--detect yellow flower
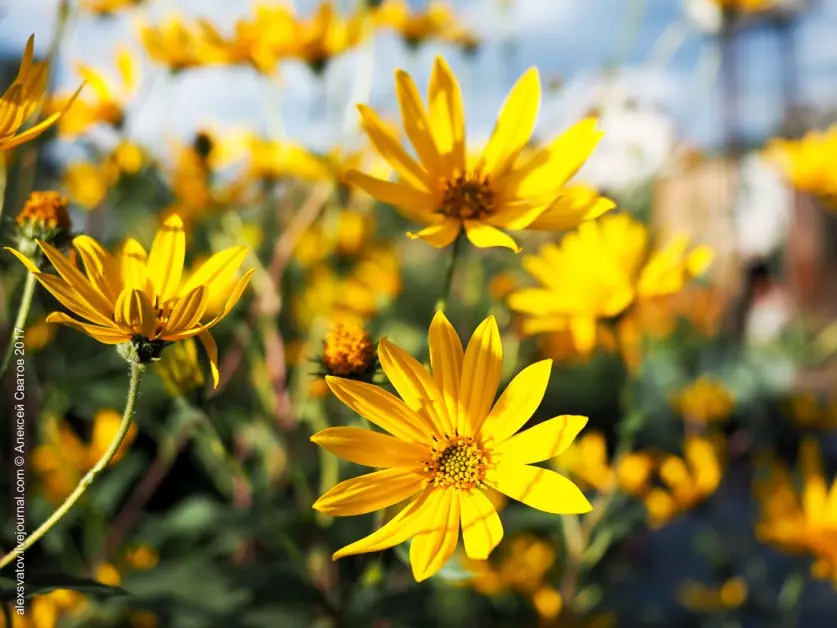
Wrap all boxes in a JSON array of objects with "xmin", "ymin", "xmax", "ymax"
[
  {"xmin": 33, "ymin": 410, "xmax": 138, "ymax": 504},
  {"xmin": 644, "ymin": 437, "xmax": 723, "ymax": 527},
  {"xmin": 0, "ymin": 35, "xmax": 81, "ymax": 152},
  {"xmin": 153, "ymin": 337, "xmax": 206, "ymax": 396},
  {"xmin": 4, "ymin": 214, "xmax": 254, "ymax": 382},
  {"xmin": 755, "ymin": 438, "xmax": 837, "ymax": 584},
  {"xmin": 63, "ymin": 160, "xmax": 116, "ymax": 209},
  {"xmin": 678, "ymin": 576, "xmax": 748, "ymax": 613},
  {"xmin": 83, "ymin": 0, "xmax": 144, "ymax": 15},
  {"xmin": 50, "ymin": 49, "xmax": 138, "ymax": 137},
  {"xmin": 788, "ymin": 392, "xmax": 837, "ymax": 430},
  {"xmin": 556, "ymin": 431, "xmax": 653, "ymax": 497},
  {"xmin": 766, "ymin": 126, "xmax": 837, "ymax": 207},
  {"xmin": 508, "ymin": 213, "xmax": 714, "ymax": 354},
  {"xmin": 673, "ymin": 376, "xmax": 735, "ymax": 424},
  {"xmin": 197, "ymin": 17, "xmax": 286, "ymax": 75},
  {"xmin": 373, "ymin": 0, "xmax": 456, "ymax": 47},
  {"xmin": 347, "ymin": 56, "xmax": 612, "ymax": 252},
  {"xmin": 286, "ymin": 2, "xmax": 370, "ymax": 73},
  {"xmin": 15, "ymin": 190, "xmax": 72, "ymax": 248},
  {"xmin": 714, "ymin": 0, "xmax": 775, "ymax": 13},
  {"xmin": 311, "ymin": 311, "xmax": 591, "ymax": 581},
  {"xmin": 139, "ymin": 17, "xmax": 219, "ymax": 71},
  {"xmin": 0, "ymin": 589, "xmax": 85, "ymax": 627},
  {"xmin": 320, "ymin": 318, "xmax": 377, "ymax": 379}
]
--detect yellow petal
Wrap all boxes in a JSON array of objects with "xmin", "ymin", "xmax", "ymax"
[
  {"xmin": 486, "ymin": 201, "xmax": 550, "ymax": 231},
  {"xmin": 146, "ymin": 213, "xmax": 186, "ymax": 302},
  {"xmin": 459, "ymin": 316, "xmax": 503, "ymax": 436},
  {"xmin": 463, "ymin": 221, "xmax": 520, "ymax": 252},
  {"xmin": 480, "ymin": 67, "xmax": 540, "ymax": 178},
  {"xmin": 37, "ymin": 240, "xmax": 114, "ymax": 319},
  {"xmin": 476, "ymin": 359, "xmax": 552, "ymax": 443},
  {"xmin": 526, "ymin": 186, "xmax": 615, "ymax": 231},
  {"xmin": 332, "ymin": 488, "xmax": 437, "ymax": 559},
  {"xmin": 569, "ymin": 317, "xmax": 598, "ymax": 354},
  {"xmin": 119, "ymin": 238, "xmax": 149, "ymax": 294},
  {"xmin": 427, "ymin": 56, "xmax": 466, "ymax": 174},
  {"xmin": 35, "ymin": 273, "xmax": 115, "ymax": 328},
  {"xmin": 487, "ymin": 464, "xmax": 592, "ymax": 514},
  {"xmin": 345, "ymin": 171, "xmax": 435, "ymax": 223},
  {"xmin": 4, "ymin": 246, "xmax": 40, "ymax": 273},
  {"xmin": 165, "ymin": 286, "xmax": 208, "ymax": 336},
  {"xmin": 357, "ymin": 104, "xmax": 429, "ymax": 190},
  {"xmin": 428, "ymin": 310, "xmax": 464, "ymax": 430},
  {"xmin": 459, "ymin": 489, "xmax": 503, "ymax": 560},
  {"xmin": 407, "ymin": 219, "xmax": 460, "ymax": 248},
  {"xmin": 312, "ymin": 468, "xmax": 422, "ymax": 516},
  {"xmin": 409, "ymin": 488, "xmax": 460, "ymax": 581},
  {"xmin": 72, "ymin": 235, "xmax": 122, "ymax": 302},
  {"xmin": 395, "ymin": 69, "xmax": 441, "ymax": 174},
  {"xmin": 311, "ymin": 427, "xmax": 427, "ymax": 468},
  {"xmin": 45, "ymin": 312, "xmax": 127, "ymax": 344},
  {"xmin": 325, "ymin": 376, "xmax": 433, "ymax": 444},
  {"xmin": 687, "ymin": 246, "xmax": 714, "ymax": 277},
  {"xmin": 495, "ymin": 415, "xmax": 588, "ymax": 464},
  {"xmin": 197, "ymin": 329, "xmax": 219, "ymax": 389},
  {"xmin": 178, "ymin": 246, "xmax": 247, "ymax": 301},
  {"xmin": 378, "ymin": 337, "xmax": 454, "ymax": 437}
]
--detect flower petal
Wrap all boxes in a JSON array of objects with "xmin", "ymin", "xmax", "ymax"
[
  {"xmin": 146, "ymin": 213, "xmax": 186, "ymax": 302},
  {"xmin": 459, "ymin": 316, "xmax": 503, "ymax": 436},
  {"xmin": 325, "ymin": 376, "xmax": 433, "ymax": 444},
  {"xmin": 37, "ymin": 240, "xmax": 114, "ymax": 318},
  {"xmin": 165, "ymin": 286, "xmax": 208, "ymax": 336},
  {"xmin": 395, "ymin": 69, "xmax": 441, "ymax": 174},
  {"xmin": 345, "ymin": 171, "xmax": 436, "ymax": 224},
  {"xmin": 197, "ymin": 329, "xmax": 219, "ymax": 389},
  {"xmin": 312, "ymin": 468, "xmax": 422, "ymax": 516},
  {"xmin": 378, "ymin": 337, "xmax": 453, "ymax": 437},
  {"xmin": 357, "ymin": 104, "xmax": 429, "ymax": 190},
  {"xmin": 464, "ymin": 221, "xmax": 520, "ymax": 252},
  {"xmin": 407, "ymin": 219, "xmax": 460, "ymax": 248},
  {"xmin": 178, "ymin": 246, "xmax": 247, "ymax": 301},
  {"xmin": 476, "ymin": 359, "xmax": 552, "ymax": 444},
  {"xmin": 427, "ymin": 56, "xmax": 466, "ymax": 175},
  {"xmin": 35, "ymin": 273, "xmax": 115, "ymax": 328},
  {"xmin": 526, "ymin": 185, "xmax": 615, "ymax": 231},
  {"xmin": 45, "ymin": 312, "xmax": 128, "ymax": 344},
  {"xmin": 311, "ymin": 427, "xmax": 428, "ymax": 468},
  {"xmin": 495, "ymin": 415, "xmax": 588, "ymax": 464},
  {"xmin": 428, "ymin": 310, "xmax": 464, "ymax": 431},
  {"xmin": 410, "ymin": 488, "xmax": 460, "ymax": 581},
  {"xmin": 480, "ymin": 67, "xmax": 540, "ymax": 178},
  {"xmin": 459, "ymin": 489, "xmax": 503, "ymax": 560},
  {"xmin": 72, "ymin": 235, "xmax": 122, "ymax": 303},
  {"xmin": 332, "ymin": 488, "xmax": 438, "ymax": 559},
  {"xmin": 487, "ymin": 464, "xmax": 592, "ymax": 514},
  {"xmin": 119, "ymin": 238, "xmax": 149, "ymax": 295}
]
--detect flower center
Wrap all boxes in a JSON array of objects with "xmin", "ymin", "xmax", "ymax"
[
  {"xmin": 322, "ymin": 320, "xmax": 375, "ymax": 377},
  {"xmin": 438, "ymin": 174, "xmax": 495, "ymax": 220},
  {"xmin": 423, "ymin": 435, "xmax": 489, "ymax": 490},
  {"xmin": 17, "ymin": 191, "xmax": 71, "ymax": 231}
]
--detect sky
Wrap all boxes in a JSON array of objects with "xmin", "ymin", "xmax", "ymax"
[{"xmin": 1, "ymin": 0, "xmax": 836, "ymax": 157}]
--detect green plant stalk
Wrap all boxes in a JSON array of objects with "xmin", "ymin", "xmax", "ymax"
[
  {"xmin": 435, "ymin": 232, "xmax": 464, "ymax": 314},
  {"xmin": 0, "ymin": 270, "xmax": 37, "ymax": 384},
  {"xmin": 0, "ymin": 361, "xmax": 143, "ymax": 569}
]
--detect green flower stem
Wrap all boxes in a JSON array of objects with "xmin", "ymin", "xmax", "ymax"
[
  {"xmin": 0, "ymin": 270, "xmax": 37, "ymax": 384},
  {"xmin": 0, "ymin": 361, "xmax": 143, "ymax": 569},
  {"xmin": 435, "ymin": 232, "xmax": 464, "ymax": 314},
  {"xmin": 0, "ymin": 152, "xmax": 6, "ymax": 233}
]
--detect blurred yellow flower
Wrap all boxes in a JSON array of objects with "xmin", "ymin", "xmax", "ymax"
[
  {"xmin": 373, "ymin": 0, "xmax": 456, "ymax": 47},
  {"xmin": 556, "ymin": 431, "xmax": 653, "ymax": 497},
  {"xmin": 0, "ymin": 35, "xmax": 82, "ymax": 152},
  {"xmin": 240, "ymin": 134, "xmax": 331, "ymax": 182},
  {"xmin": 714, "ymin": 0, "xmax": 775, "ymax": 13},
  {"xmin": 0, "ymin": 589, "xmax": 84, "ymax": 627},
  {"xmin": 5, "ymin": 214, "xmax": 254, "ymax": 383},
  {"xmin": 672, "ymin": 376, "xmax": 735, "ymax": 425},
  {"xmin": 678, "ymin": 576, "xmax": 748, "ymax": 613},
  {"xmin": 153, "ymin": 337, "xmax": 206, "ymax": 396},
  {"xmin": 23, "ymin": 316, "xmax": 56, "ymax": 352},
  {"xmin": 123, "ymin": 544, "xmax": 160, "ymax": 571},
  {"xmin": 33, "ymin": 410, "xmax": 138, "ymax": 504},
  {"xmin": 294, "ymin": 210, "xmax": 375, "ymax": 267},
  {"xmin": 198, "ymin": 15, "xmax": 287, "ymax": 75},
  {"xmin": 755, "ymin": 438, "xmax": 837, "ymax": 585},
  {"xmin": 766, "ymin": 126, "xmax": 837, "ymax": 207},
  {"xmin": 286, "ymin": 2, "xmax": 371, "ymax": 73},
  {"xmin": 320, "ymin": 318, "xmax": 377, "ymax": 380},
  {"xmin": 312, "ymin": 311, "xmax": 591, "ymax": 581},
  {"xmin": 644, "ymin": 436, "xmax": 723, "ymax": 527},
  {"xmin": 50, "ymin": 49, "xmax": 138, "ymax": 137},
  {"xmin": 508, "ymin": 213, "xmax": 714, "ymax": 354},
  {"xmin": 348, "ymin": 56, "xmax": 611, "ymax": 251},
  {"xmin": 139, "ymin": 17, "xmax": 220, "ymax": 71},
  {"xmin": 788, "ymin": 392, "xmax": 837, "ymax": 430},
  {"xmin": 83, "ymin": 0, "xmax": 144, "ymax": 15}
]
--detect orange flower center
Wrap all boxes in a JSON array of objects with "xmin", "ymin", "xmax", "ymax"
[
  {"xmin": 439, "ymin": 174, "xmax": 495, "ymax": 220},
  {"xmin": 17, "ymin": 191, "xmax": 71, "ymax": 231},
  {"xmin": 322, "ymin": 321, "xmax": 375, "ymax": 377},
  {"xmin": 423, "ymin": 435, "xmax": 489, "ymax": 490}
]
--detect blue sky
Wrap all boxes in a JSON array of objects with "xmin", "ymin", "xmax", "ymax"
[{"xmin": 1, "ymin": 0, "xmax": 836, "ymax": 155}]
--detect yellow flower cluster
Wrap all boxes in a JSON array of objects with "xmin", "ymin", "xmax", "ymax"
[
  {"xmin": 766, "ymin": 126, "xmax": 837, "ymax": 207},
  {"xmin": 672, "ymin": 376, "xmax": 735, "ymax": 425}
]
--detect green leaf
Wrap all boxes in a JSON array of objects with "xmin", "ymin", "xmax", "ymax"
[{"xmin": 0, "ymin": 572, "xmax": 128, "ymax": 602}]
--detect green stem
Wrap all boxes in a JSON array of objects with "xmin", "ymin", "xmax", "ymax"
[
  {"xmin": 0, "ymin": 361, "xmax": 143, "ymax": 569},
  {"xmin": 434, "ymin": 232, "xmax": 464, "ymax": 314},
  {"xmin": 0, "ymin": 270, "xmax": 37, "ymax": 384}
]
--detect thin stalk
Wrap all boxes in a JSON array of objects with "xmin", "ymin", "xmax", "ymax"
[
  {"xmin": 435, "ymin": 232, "xmax": 464, "ymax": 314},
  {"xmin": 0, "ymin": 361, "xmax": 143, "ymax": 569},
  {"xmin": 0, "ymin": 270, "xmax": 38, "ymax": 384}
]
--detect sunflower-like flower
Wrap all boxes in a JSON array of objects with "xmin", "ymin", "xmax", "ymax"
[
  {"xmin": 4, "ymin": 214, "xmax": 254, "ymax": 381},
  {"xmin": 0, "ymin": 35, "xmax": 82, "ymax": 152},
  {"xmin": 311, "ymin": 311, "xmax": 591, "ymax": 581},
  {"xmin": 347, "ymin": 56, "xmax": 612, "ymax": 252},
  {"xmin": 508, "ymin": 212, "xmax": 714, "ymax": 354},
  {"xmin": 286, "ymin": 2, "xmax": 370, "ymax": 73},
  {"xmin": 373, "ymin": 0, "xmax": 457, "ymax": 48}
]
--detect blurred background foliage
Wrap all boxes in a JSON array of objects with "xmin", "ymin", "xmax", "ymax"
[{"xmin": 1, "ymin": 0, "xmax": 837, "ymax": 626}]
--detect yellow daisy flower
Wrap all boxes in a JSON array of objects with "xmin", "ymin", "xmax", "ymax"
[
  {"xmin": 1, "ymin": 35, "xmax": 82, "ymax": 152},
  {"xmin": 347, "ymin": 56, "xmax": 612, "ymax": 252},
  {"xmin": 4, "ymin": 214, "xmax": 254, "ymax": 383},
  {"xmin": 311, "ymin": 311, "xmax": 591, "ymax": 582}
]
